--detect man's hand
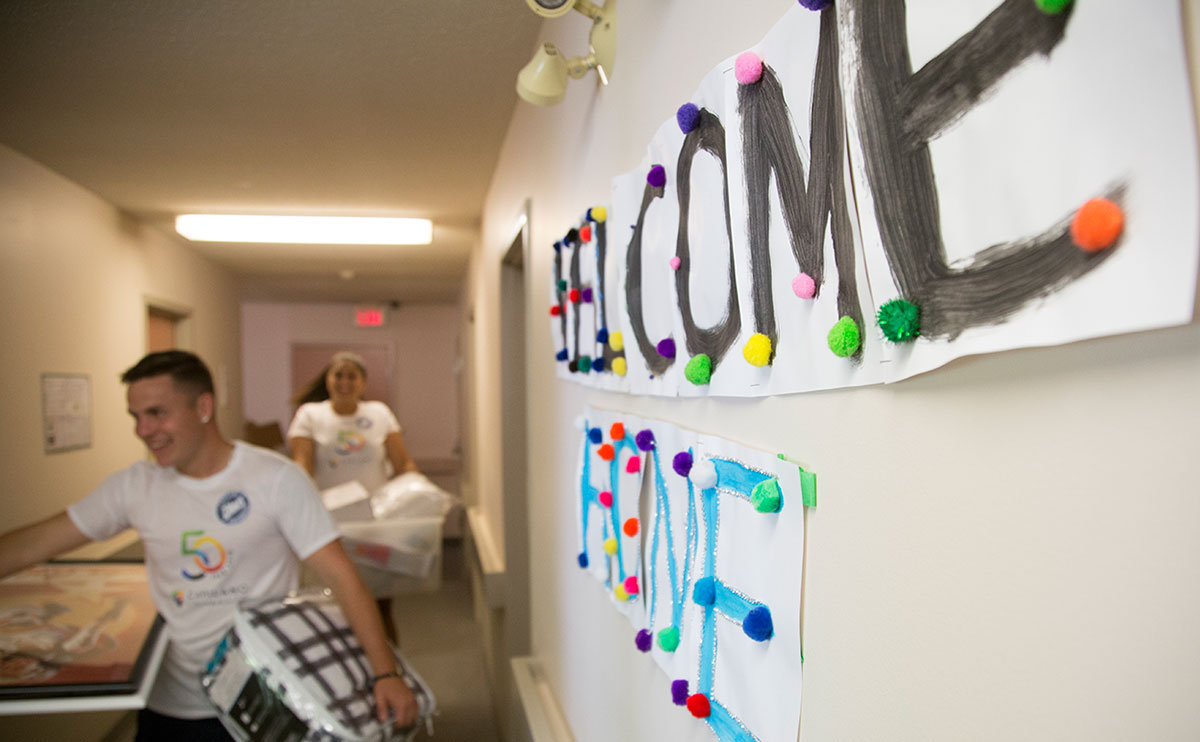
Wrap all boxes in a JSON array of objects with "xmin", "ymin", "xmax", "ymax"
[{"xmin": 374, "ymin": 674, "xmax": 419, "ymax": 728}]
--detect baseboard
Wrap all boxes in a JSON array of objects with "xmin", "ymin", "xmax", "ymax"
[{"xmin": 511, "ymin": 656, "xmax": 573, "ymax": 742}]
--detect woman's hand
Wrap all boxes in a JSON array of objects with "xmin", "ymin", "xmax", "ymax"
[{"xmin": 373, "ymin": 674, "xmax": 419, "ymax": 728}]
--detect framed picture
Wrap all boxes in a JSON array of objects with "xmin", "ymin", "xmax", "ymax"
[{"xmin": 0, "ymin": 561, "xmax": 163, "ymax": 700}]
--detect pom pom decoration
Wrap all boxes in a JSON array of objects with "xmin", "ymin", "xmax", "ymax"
[
  {"xmin": 672, "ymin": 451, "xmax": 693, "ymax": 477},
  {"xmin": 581, "ymin": 287, "xmax": 594, "ymax": 303},
  {"xmin": 625, "ymin": 456, "xmax": 641, "ymax": 474},
  {"xmin": 614, "ymin": 585, "xmax": 629, "ymax": 601},
  {"xmin": 877, "ymin": 298, "xmax": 921, "ymax": 343},
  {"xmin": 671, "ymin": 680, "xmax": 690, "ymax": 706},
  {"xmin": 692, "ymin": 576, "xmax": 716, "ymax": 606},
  {"xmin": 827, "ymin": 316, "xmax": 862, "ymax": 357},
  {"xmin": 555, "ymin": 349, "xmax": 568, "ymax": 362},
  {"xmin": 656, "ymin": 337, "xmax": 676, "ymax": 359},
  {"xmin": 742, "ymin": 333, "xmax": 773, "ymax": 367},
  {"xmin": 657, "ymin": 626, "xmax": 680, "ymax": 652},
  {"xmin": 635, "ymin": 629, "xmax": 653, "ymax": 652},
  {"xmin": 588, "ymin": 206, "xmax": 608, "ymax": 222},
  {"xmin": 609, "ymin": 422, "xmax": 625, "ymax": 440},
  {"xmin": 734, "ymin": 51, "xmax": 764, "ymax": 85},
  {"xmin": 609, "ymin": 331, "xmax": 625, "ymax": 352},
  {"xmin": 592, "ymin": 358, "xmax": 605, "ymax": 372},
  {"xmin": 577, "ymin": 552, "xmax": 588, "ymax": 568},
  {"xmin": 549, "ymin": 305, "xmax": 562, "ymax": 316},
  {"xmin": 596, "ymin": 328, "xmax": 609, "ymax": 344},
  {"xmin": 677, "ymin": 103, "xmax": 700, "ymax": 134},
  {"xmin": 623, "ymin": 518, "xmax": 640, "ymax": 537},
  {"xmin": 578, "ymin": 355, "xmax": 591, "ymax": 373},
  {"xmin": 743, "ymin": 606, "xmax": 774, "ymax": 641},
  {"xmin": 611, "ymin": 358, "xmax": 628, "ymax": 376},
  {"xmin": 598, "ymin": 490, "xmax": 614, "ymax": 508},
  {"xmin": 647, "ymin": 164, "xmax": 667, "ymax": 189},
  {"xmin": 565, "ymin": 228, "xmax": 579, "ymax": 244},
  {"xmin": 751, "ymin": 477, "xmax": 783, "ymax": 513},
  {"xmin": 623, "ymin": 575, "xmax": 639, "ymax": 595},
  {"xmin": 1034, "ymin": 0, "xmax": 1072, "ymax": 14},
  {"xmin": 552, "ymin": 240, "xmax": 562, "ymax": 252},
  {"xmin": 568, "ymin": 360, "xmax": 578, "ymax": 373},
  {"xmin": 686, "ymin": 694, "xmax": 711, "ymax": 719},
  {"xmin": 1070, "ymin": 197, "xmax": 1124, "ymax": 252},
  {"xmin": 603, "ymin": 537, "xmax": 618, "ymax": 555},
  {"xmin": 635, "ymin": 429, "xmax": 656, "ymax": 451},
  {"xmin": 568, "ymin": 288, "xmax": 581, "ymax": 304},
  {"xmin": 597, "ymin": 444, "xmax": 615, "ymax": 461},
  {"xmin": 588, "ymin": 427, "xmax": 603, "ymax": 444},
  {"xmin": 557, "ymin": 279, "xmax": 567, "ymax": 291},
  {"xmin": 580, "ymin": 224, "xmax": 592, "ymax": 242},
  {"xmin": 669, "ymin": 256, "xmax": 681, "ymax": 270},
  {"xmin": 689, "ymin": 458, "xmax": 718, "ymax": 489},
  {"xmin": 684, "ymin": 354, "xmax": 712, "ymax": 386},
  {"xmin": 798, "ymin": 0, "xmax": 832, "ymax": 10},
  {"xmin": 792, "ymin": 272, "xmax": 816, "ymax": 299}
]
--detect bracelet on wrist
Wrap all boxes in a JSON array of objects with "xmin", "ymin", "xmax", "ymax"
[{"xmin": 371, "ymin": 670, "xmax": 401, "ymax": 687}]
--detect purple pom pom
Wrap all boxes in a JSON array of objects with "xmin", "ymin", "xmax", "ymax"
[
  {"xmin": 676, "ymin": 103, "xmax": 700, "ymax": 134},
  {"xmin": 671, "ymin": 679, "xmax": 689, "ymax": 705},
  {"xmin": 647, "ymin": 165, "xmax": 667, "ymax": 189},
  {"xmin": 581, "ymin": 287, "xmax": 594, "ymax": 303},
  {"xmin": 797, "ymin": 0, "xmax": 831, "ymax": 9},
  {"xmin": 635, "ymin": 429, "xmax": 655, "ymax": 451},
  {"xmin": 635, "ymin": 629, "xmax": 653, "ymax": 652},
  {"xmin": 672, "ymin": 451, "xmax": 693, "ymax": 477},
  {"xmin": 656, "ymin": 337, "xmax": 676, "ymax": 359},
  {"xmin": 588, "ymin": 427, "xmax": 603, "ymax": 444},
  {"xmin": 743, "ymin": 606, "xmax": 774, "ymax": 642}
]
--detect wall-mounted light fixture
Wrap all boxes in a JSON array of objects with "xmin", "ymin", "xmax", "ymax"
[{"xmin": 517, "ymin": 0, "xmax": 616, "ymax": 106}]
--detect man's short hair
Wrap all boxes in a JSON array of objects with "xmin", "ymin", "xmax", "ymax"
[{"xmin": 121, "ymin": 350, "xmax": 215, "ymax": 400}]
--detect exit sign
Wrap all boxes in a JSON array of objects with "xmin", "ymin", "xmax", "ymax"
[{"xmin": 354, "ymin": 306, "xmax": 387, "ymax": 327}]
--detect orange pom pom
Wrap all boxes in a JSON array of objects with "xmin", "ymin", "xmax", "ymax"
[
  {"xmin": 597, "ymin": 443, "xmax": 615, "ymax": 461},
  {"xmin": 609, "ymin": 422, "xmax": 626, "ymax": 440},
  {"xmin": 623, "ymin": 518, "xmax": 639, "ymax": 537},
  {"xmin": 1070, "ymin": 198, "xmax": 1123, "ymax": 252}
]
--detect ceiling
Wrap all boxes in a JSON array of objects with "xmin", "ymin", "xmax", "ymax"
[{"xmin": 0, "ymin": 1, "xmax": 544, "ymax": 303}]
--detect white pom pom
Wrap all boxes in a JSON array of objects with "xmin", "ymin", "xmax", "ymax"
[{"xmin": 689, "ymin": 458, "xmax": 717, "ymax": 489}]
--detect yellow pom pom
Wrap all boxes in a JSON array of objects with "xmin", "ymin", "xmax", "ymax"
[
  {"xmin": 742, "ymin": 333, "xmax": 773, "ymax": 367},
  {"xmin": 611, "ymin": 358, "xmax": 627, "ymax": 376},
  {"xmin": 603, "ymin": 537, "xmax": 618, "ymax": 555},
  {"xmin": 609, "ymin": 331, "xmax": 624, "ymax": 352},
  {"xmin": 591, "ymin": 206, "xmax": 608, "ymax": 222},
  {"xmin": 614, "ymin": 585, "xmax": 629, "ymax": 601}
]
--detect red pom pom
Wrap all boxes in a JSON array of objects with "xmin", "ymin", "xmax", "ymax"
[
  {"xmin": 568, "ymin": 288, "xmax": 582, "ymax": 303},
  {"xmin": 1070, "ymin": 197, "xmax": 1123, "ymax": 252},
  {"xmin": 549, "ymin": 305, "xmax": 563, "ymax": 316},
  {"xmin": 597, "ymin": 444, "xmax": 615, "ymax": 461},
  {"xmin": 609, "ymin": 422, "xmax": 625, "ymax": 440},
  {"xmin": 686, "ymin": 693, "xmax": 711, "ymax": 718},
  {"xmin": 626, "ymin": 456, "xmax": 641, "ymax": 474},
  {"xmin": 623, "ymin": 518, "xmax": 639, "ymax": 537},
  {"xmin": 580, "ymin": 225, "xmax": 592, "ymax": 242}
]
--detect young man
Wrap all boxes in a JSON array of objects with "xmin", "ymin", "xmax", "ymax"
[{"xmin": 0, "ymin": 351, "xmax": 416, "ymax": 740}]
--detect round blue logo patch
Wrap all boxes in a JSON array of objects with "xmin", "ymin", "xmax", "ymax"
[{"xmin": 217, "ymin": 492, "xmax": 250, "ymax": 524}]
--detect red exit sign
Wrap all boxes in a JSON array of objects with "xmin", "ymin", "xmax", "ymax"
[{"xmin": 354, "ymin": 306, "xmax": 387, "ymax": 327}]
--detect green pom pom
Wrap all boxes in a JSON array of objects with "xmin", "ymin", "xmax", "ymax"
[
  {"xmin": 684, "ymin": 354, "xmax": 712, "ymax": 385},
  {"xmin": 1033, "ymin": 0, "xmax": 1072, "ymax": 14},
  {"xmin": 557, "ymin": 279, "xmax": 568, "ymax": 291},
  {"xmin": 657, "ymin": 626, "xmax": 680, "ymax": 652},
  {"xmin": 877, "ymin": 298, "xmax": 921, "ymax": 343},
  {"xmin": 750, "ymin": 478, "xmax": 782, "ymax": 513},
  {"xmin": 578, "ymin": 355, "xmax": 591, "ymax": 373},
  {"xmin": 827, "ymin": 316, "xmax": 861, "ymax": 358}
]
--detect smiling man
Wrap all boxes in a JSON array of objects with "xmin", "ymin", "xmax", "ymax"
[{"xmin": 0, "ymin": 350, "xmax": 416, "ymax": 741}]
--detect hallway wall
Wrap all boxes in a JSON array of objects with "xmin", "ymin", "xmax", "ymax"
[{"xmin": 467, "ymin": 2, "xmax": 1200, "ymax": 741}]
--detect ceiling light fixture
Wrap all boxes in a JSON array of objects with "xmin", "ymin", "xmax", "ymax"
[
  {"xmin": 517, "ymin": 0, "xmax": 616, "ymax": 106},
  {"xmin": 174, "ymin": 214, "xmax": 433, "ymax": 245}
]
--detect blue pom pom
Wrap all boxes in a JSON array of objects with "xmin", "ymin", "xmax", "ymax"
[
  {"xmin": 556, "ymin": 349, "xmax": 568, "ymax": 361},
  {"xmin": 692, "ymin": 577, "xmax": 716, "ymax": 606},
  {"xmin": 797, "ymin": 0, "xmax": 831, "ymax": 9},
  {"xmin": 592, "ymin": 358, "xmax": 605, "ymax": 372},
  {"xmin": 677, "ymin": 103, "xmax": 700, "ymax": 134},
  {"xmin": 743, "ymin": 606, "xmax": 773, "ymax": 641},
  {"xmin": 588, "ymin": 428, "xmax": 603, "ymax": 444},
  {"xmin": 597, "ymin": 328, "xmax": 609, "ymax": 344},
  {"xmin": 553, "ymin": 240, "xmax": 563, "ymax": 252},
  {"xmin": 577, "ymin": 552, "xmax": 588, "ymax": 568}
]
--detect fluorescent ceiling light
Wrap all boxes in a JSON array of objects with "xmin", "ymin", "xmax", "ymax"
[{"xmin": 174, "ymin": 214, "xmax": 433, "ymax": 245}]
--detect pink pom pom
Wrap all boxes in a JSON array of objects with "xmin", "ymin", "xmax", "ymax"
[
  {"xmin": 735, "ymin": 52, "xmax": 763, "ymax": 85},
  {"xmin": 624, "ymin": 576, "xmax": 639, "ymax": 595},
  {"xmin": 626, "ymin": 456, "xmax": 641, "ymax": 474},
  {"xmin": 669, "ymin": 256, "xmax": 681, "ymax": 270},
  {"xmin": 598, "ymin": 490, "xmax": 613, "ymax": 508},
  {"xmin": 792, "ymin": 272, "xmax": 816, "ymax": 299}
]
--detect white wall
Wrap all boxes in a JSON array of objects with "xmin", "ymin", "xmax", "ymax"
[
  {"xmin": 466, "ymin": 2, "xmax": 1200, "ymax": 741},
  {"xmin": 0, "ymin": 144, "xmax": 243, "ymax": 740},
  {"xmin": 240, "ymin": 301, "xmax": 460, "ymax": 460}
]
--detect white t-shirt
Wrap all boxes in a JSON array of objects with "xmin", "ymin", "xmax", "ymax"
[
  {"xmin": 67, "ymin": 442, "xmax": 338, "ymax": 718},
  {"xmin": 287, "ymin": 401, "xmax": 402, "ymax": 492}
]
